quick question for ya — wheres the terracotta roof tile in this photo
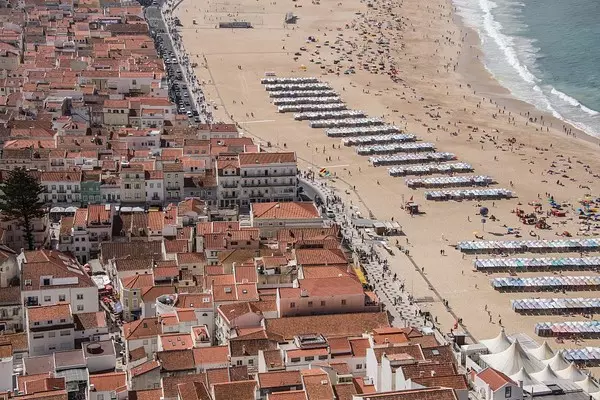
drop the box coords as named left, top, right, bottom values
left=157, top=349, right=195, bottom=372
left=238, top=152, right=295, bottom=166
left=251, top=202, right=319, bottom=220
left=268, top=391, right=307, bottom=400
left=411, top=374, right=468, bottom=390
left=89, top=372, right=127, bottom=393
left=27, top=304, right=71, bottom=323
left=295, top=249, right=347, bottom=266
left=192, top=345, right=229, bottom=365
left=476, top=368, right=515, bottom=391
left=212, top=381, right=256, bottom=400
left=265, top=312, right=389, bottom=340
left=258, top=371, right=302, bottom=389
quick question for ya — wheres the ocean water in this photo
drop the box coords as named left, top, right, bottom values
left=453, top=0, right=600, bottom=137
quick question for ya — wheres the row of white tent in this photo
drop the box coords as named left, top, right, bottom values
left=535, top=321, right=600, bottom=338
left=388, top=163, right=474, bottom=177
left=265, top=82, right=331, bottom=91
left=425, top=189, right=513, bottom=201
left=406, top=175, right=493, bottom=188
left=370, top=152, right=456, bottom=166
left=474, top=256, right=600, bottom=271
left=273, top=96, right=342, bottom=105
left=458, top=238, right=600, bottom=254
left=269, top=89, right=338, bottom=98
left=278, top=103, right=347, bottom=113
left=511, top=297, right=600, bottom=314
left=342, top=133, right=416, bottom=146
left=261, top=77, right=320, bottom=84
left=478, top=331, right=600, bottom=395
left=356, top=142, right=435, bottom=155
left=326, top=125, right=401, bottom=137
left=309, top=117, right=384, bottom=128
left=294, top=109, right=365, bottom=121
left=491, top=276, right=600, bottom=291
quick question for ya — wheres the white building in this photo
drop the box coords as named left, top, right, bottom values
left=145, top=170, right=164, bottom=205
left=19, top=249, right=99, bottom=313
left=25, top=303, right=75, bottom=356
left=59, top=205, right=114, bottom=264
left=40, top=171, right=82, bottom=205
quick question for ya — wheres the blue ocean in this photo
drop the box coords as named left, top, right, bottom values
left=453, top=0, right=600, bottom=137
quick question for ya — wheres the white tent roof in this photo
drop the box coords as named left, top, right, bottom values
left=576, top=375, right=600, bottom=394
left=509, top=367, right=539, bottom=387
left=530, top=365, right=560, bottom=383
left=556, top=362, right=586, bottom=382
left=480, top=329, right=512, bottom=354
left=528, top=341, right=554, bottom=361
left=509, top=368, right=550, bottom=395
left=592, top=391, right=600, bottom=400
left=543, top=351, right=570, bottom=371
left=480, top=340, right=544, bottom=375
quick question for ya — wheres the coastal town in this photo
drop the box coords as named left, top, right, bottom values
left=0, top=0, right=599, bottom=399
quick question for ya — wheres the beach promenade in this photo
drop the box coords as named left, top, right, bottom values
left=172, top=0, right=600, bottom=355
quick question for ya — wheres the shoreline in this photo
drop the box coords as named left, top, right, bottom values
left=451, top=2, right=600, bottom=149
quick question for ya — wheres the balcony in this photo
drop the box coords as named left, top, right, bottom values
left=242, top=171, right=296, bottom=178
left=241, top=180, right=294, bottom=187
left=221, top=192, right=238, bottom=199
left=220, top=183, right=238, bottom=189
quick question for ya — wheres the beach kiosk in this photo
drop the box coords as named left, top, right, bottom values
left=405, top=201, right=419, bottom=215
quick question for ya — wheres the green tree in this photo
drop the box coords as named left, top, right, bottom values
left=0, top=168, right=46, bottom=250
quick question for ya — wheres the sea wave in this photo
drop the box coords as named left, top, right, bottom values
left=453, top=0, right=600, bottom=137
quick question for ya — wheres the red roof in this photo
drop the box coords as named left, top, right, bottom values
left=477, top=368, right=515, bottom=391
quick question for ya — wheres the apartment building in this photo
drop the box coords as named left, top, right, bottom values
left=163, top=163, right=184, bottom=202
left=0, top=214, right=48, bottom=253
left=19, top=249, right=98, bottom=313
left=120, top=164, right=146, bottom=204
left=59, top=205, right=114, bottom=263
left=215, top=152, right=298, bottom=209
left=40, top=171, right=82, bottom=205
left=25, top=303, right=75, bottom=356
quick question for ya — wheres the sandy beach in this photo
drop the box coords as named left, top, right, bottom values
left=174, top=0, right=600, bottom=359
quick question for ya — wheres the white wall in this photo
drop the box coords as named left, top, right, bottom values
left=0, top=356, right=13, bottom=392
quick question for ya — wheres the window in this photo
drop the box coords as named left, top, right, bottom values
left=77, top=305, right=84, bottom=311
left=505, top=387, right=512, bottom=398
left=236, top=360, right=243, bottom=366
left=60, top=330, right=70, bottom=336
left=59, top=294, right=66, bottom=302
left=76, top=294, right=83, bottom=300
left=13, top=308, right=19, bottom=316
left=44, top=296, right=51, bottom=302
left=33, top=322, right=39, bottom=326
left=48, top=332, right=56, bottom=338
left=60, top=319, right=66, bottom=323
left=290, top=302, right=295, bottom=308
left=356, top=364, right=363, bottom=369
left=318, top=355, right=328, bottom=360
left=320, top=301, right=326, bottom=306
left=290, top=357, right=300, bottom=363
left=248, top=359, right=254, bottom=365
left=341, top=299, right=347, bottom=305
left=308, top=301, right=313, bottom=307
left=305, top=356, right=314, bottom=361
left=143, top=339, right=149, bottom=345
left=47, top=320, right=52, bottom=324
left=33, top=334, right=44, bottom=339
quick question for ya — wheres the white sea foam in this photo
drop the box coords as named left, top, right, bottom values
left=453, top=0, right=600, bottom=137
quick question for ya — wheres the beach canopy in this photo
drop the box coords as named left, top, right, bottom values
left=576, top=375, right=600, bottom=394
left=481, top=329, right=512, bottom=354
left=528, top=341, right=554, bottom=361
left=556, top=362, right=586, bottom=382
left=480, top=341, right=544, bottom=375
left=530, top=365, right=560, bottom=383
left=544, top=351, right=571, bottom=371
left=509, top=368, right=550, bottom=395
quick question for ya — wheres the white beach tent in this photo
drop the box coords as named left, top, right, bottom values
left=576, top=375, right=600, bottom=394
left=528, top=341, right=554, bottom=361
left=592, top=390, right=600, bottom=400
left=556, top=362, right=586, bottom=382
left=530, top=365, right=561, bottom=384
left=543, top=351, right=570, bottom=371
left=480, top=341, right=544, bottom=375
left=481, top=329, right=513, bottom=354
left=509, top=368, right=550, bottom=395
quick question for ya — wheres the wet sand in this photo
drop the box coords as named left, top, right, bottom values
left=174, top=0, right=600, bottom=362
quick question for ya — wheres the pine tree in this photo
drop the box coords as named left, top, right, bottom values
left=0, top=168, right=46, bottom=250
